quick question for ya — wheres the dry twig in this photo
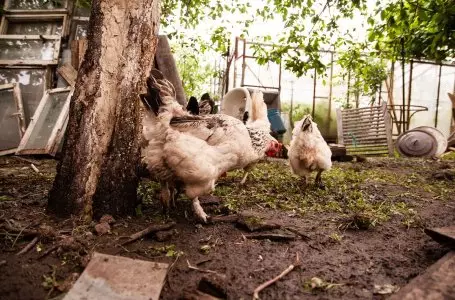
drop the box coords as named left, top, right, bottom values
left=16, top=236, right=39, bottom=255
left=253, top=253, right=301, bottom=300
left=187, top=260, right=220, bottom=275
left=38, top=244, right=59, bottom=260
left=120, top=222, right=176, bottom=246
left=30, top=164, right=40, bottom=173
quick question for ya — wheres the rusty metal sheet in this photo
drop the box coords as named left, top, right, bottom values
left=63, top=252, right=169, bottom=300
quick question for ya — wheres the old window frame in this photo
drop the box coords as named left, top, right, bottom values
left=3, top=0, right=69, bottom=14
left=0, top=34, right=61, bottom=65
left=0, top=14, right=68, bottom=36
left=16, top=87, right=72, bottom=156
left=0, top=82, right=26, bottom=156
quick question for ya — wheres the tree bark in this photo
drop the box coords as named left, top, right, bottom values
left=48, top=0, right=161, bottom=222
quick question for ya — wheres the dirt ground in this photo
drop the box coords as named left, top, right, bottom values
left=0, top=154, right=454, bottom=300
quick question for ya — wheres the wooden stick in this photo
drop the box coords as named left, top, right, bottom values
left=38, top=244, right=59, bottom=260
left=253, top=253, right=301, bottom=300
left=30, top=164, right=40, bottom=173
left=16, top=236, right=39, bottom=255
left=120, top=222, right=176, bottom=246
left=187, top=260, right=221, bottom=275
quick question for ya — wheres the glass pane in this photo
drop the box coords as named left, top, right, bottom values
left=7, top=0, right=65, bottom=9
left=0, top=88, right=21, bottom=151
left=0, top=39, right=57, bottom=61
left=24, top=91, right=69, bottom=150
left=74, top=6, right=91, bottom=17
left=75, top=24, right=88, bottom=39
left=0, top=68, right=46, bottom=125
left=7, top=21, right=63, bottom=35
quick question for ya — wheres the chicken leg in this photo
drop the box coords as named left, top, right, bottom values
left=315, top=170, right=325, bottom=189
left=159, top=181, right=171, bottom=213
left=192, top=197, right=209, bottom=223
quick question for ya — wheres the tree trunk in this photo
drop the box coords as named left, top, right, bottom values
left=48, top=0, right=160, bottom=222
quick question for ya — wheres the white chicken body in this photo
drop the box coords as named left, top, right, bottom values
left=289, top=115, right=332, bottom=186
left=141, top=71, right=275, bottom=222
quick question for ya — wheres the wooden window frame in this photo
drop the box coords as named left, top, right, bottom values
left=0, top=65, right=52, bottom=94
left=16, top=87, right=72, bottom=156
left=0, top=34, right=61, bottom=65
left=0, top=82, right=26, bottom=156
left=0, top=14, right=68, bottom=36
left=3, top=0, right=69, bottom=14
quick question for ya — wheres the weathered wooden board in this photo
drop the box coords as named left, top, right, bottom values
left=155, top=35, right=186, bottom=106
left=70, top=39, right=88, bottom=70
left=63, top=252, right=169, bottom=300
left=57, top=63, right=78, bottom=86
left=337, top=102, right=393, bottom=156
left=425, top=226, right=455, bottom=250
left=388, top=251, right=455, bottom=300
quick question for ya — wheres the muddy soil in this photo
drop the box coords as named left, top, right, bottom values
left=0, top=156, right=454, bottom=300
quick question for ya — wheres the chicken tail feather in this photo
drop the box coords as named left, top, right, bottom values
left=140, top=69, right=178, bottom=116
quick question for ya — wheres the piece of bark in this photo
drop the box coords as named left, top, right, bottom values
left=244, top=232, right=296, bottom=241
left=121, top=222, right=176, bottom=246
left=198, top=274, right=227, bottom=299
left=388, top=251, right=455, bottom=300
left=237, top=213, right=281, bottom=232
left=210, top=215, right=239, bottom=224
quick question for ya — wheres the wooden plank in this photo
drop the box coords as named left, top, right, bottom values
left=425, top=226, right=455, bottom=250
left=336, top=108, right=344, bottom=145
left=155, top=35, right=186, bottom=106
left=341, top=105, right=383, bottom=112
left=344, top=136, right=388, bottom=143
left=382, top=102, right=394, bottom=156
left=342, top=117, right=385, bottom=123
left=57, top=63, right=77, bottom=86
left=389, top=251, right=455, bottom=300
left=63, top=252, right=168, bottom=300
left=343, top=132, right=388, bottom=138
left=70, top=39, right=88, bottom=70
left=12, top=83, right=26, bottom=135
left=343, top=125, right=386, bottom=132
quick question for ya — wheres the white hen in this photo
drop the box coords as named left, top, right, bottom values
left=140, top=70, right=281, bottom=222
left=289, top=115, right=332, bottom=188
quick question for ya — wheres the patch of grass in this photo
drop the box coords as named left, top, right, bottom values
left=0, top=195, right=13, bottom=201
left=137, top=180, right=161, bottom=205
left=138, top=158, right=455, bottom=229
left=441, top=151, right=455, bottom=161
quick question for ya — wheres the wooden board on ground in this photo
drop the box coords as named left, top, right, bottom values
left=388, top=251, right=455, bottom=300
left=63, top=252, right=169, bottom=300
left=425, top=226, right=455, bottom=250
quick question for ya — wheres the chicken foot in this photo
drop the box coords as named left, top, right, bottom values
left=192, top=197, right=209, bottom=223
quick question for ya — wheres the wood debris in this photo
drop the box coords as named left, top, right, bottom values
left=253, top=253, right=301, bottom=300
